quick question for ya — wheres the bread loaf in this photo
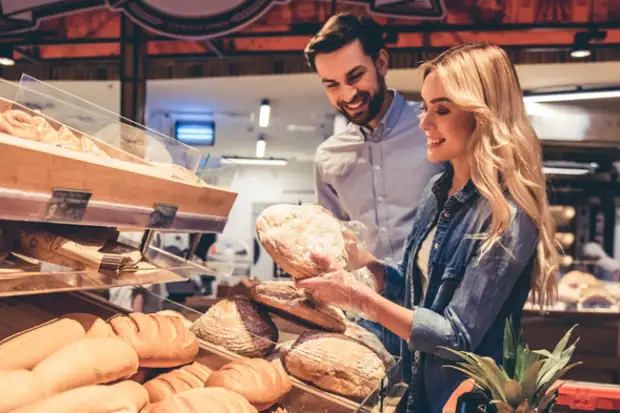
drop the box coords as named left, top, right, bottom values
left=33, top=337, right=139, bottom=394
left=0, top=317, right=85, bottom=370
left=144, top=362, right=213, bottom=403
left=0, top=370, right=46, bottom=413
left=8, top=380, right=149, bottom=413
left=343, top=321, right=396, bottom=370
left=256, top=204, right=347, bottom=279
left=282, top=331, right=386, bottom=400
left=60, top=313, right=114, bottom=338
left=238, top=279, right=347, bottom=332
left=206, top=358, right=292, bottom=411
left=109, top=313, right=199, bottom=368
left=191, top=295, right=278, bottom=357
left=156, top=310, right=193, bottom=329
left=141, top=387, right=258, bottom=413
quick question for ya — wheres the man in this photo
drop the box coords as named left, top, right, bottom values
left=305, top=13, right=441, bottom=266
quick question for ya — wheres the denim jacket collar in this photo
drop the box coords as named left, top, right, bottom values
left=431, top=165, right=478, bottom=206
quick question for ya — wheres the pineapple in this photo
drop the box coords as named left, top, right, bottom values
left=440, top=318, right=581, bottom=413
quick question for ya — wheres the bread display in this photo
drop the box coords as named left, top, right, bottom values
left=282, top=331, right=386, bottom=400
left=558, top=271, right=601, bottom=304
left=156, top=309, right=193, bottom=329
left=191, top=295, right=278, bottom=357
left=60, top=313, right=114, bottom=338
left=206, top=358, right=292, bottom=411
left=238, top=279, right=347, bottom=332
left=144, top=361, right=213, bottom=403
left=256, top=204, right=347, bottom=279
left=0, top=317, right=85, bottom=370
left=343, top=321, right=396, bottom=370
left=8, top=381, right=149, bottom=413
left=141, top=387, right=258, bottom=413
left=109, top=312, right=199, bottom=368
left=578, top=287, right=618, bottom=310
left=32, top=337, right=139, bottom=394
left=0, top=370, right=46, bottom=413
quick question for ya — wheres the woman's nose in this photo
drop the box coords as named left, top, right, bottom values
left=420, top=112, right=434, bottom=132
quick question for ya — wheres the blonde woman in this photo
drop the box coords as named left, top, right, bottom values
left=298, top=43, right=559, bottom=413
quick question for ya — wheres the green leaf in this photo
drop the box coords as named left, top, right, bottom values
left=536, top=390, right=558, bottom=412
left=535, top=362, right=582, bottom=401
left=551, top=324, right=578, bottom=360
left=519, top=360, right=544, bottom=405
left=532, top=349, right=553, bottom=359
left=503, top=317, right=517, bottom=377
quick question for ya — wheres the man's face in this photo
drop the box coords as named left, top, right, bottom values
left=314, top=40, right=388, bottom=127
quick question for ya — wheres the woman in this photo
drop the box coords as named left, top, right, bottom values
left=297, top=43, right=559, bottom=413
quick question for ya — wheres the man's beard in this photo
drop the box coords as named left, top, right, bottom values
left=337, top=77, right=387, bottom=127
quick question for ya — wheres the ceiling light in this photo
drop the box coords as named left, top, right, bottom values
left=259, top=99, right=270, bottom=128
left=570, top=30, right=607, bottom=59
left=0, top=44, right=15, bottom=66
left=286, top=124, right=317, bottom=132
left=222, top=156, right=287, bottom=166
left=256, top=134, right=266, bottom=158
left=543, top=166, right=591, bottom=176
left=523, top=87, right=620, bottom=103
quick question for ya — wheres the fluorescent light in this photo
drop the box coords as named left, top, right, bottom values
left=571, top=49, right=591, bottom=58
left=256, top=136, right=266, bottom=158
left=0, top=57, right=14, bottom=66
left=543, top=166, right=591, bottom=176
left=222, top=157, right=287, bottom=166
left=523, top=89, right=620, bottom=103
left=259, top=99, right=270, bottom=128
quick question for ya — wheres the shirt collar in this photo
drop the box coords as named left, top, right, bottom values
left=432, top=164, right=478, bottom=204
left=354, top=89, right=406, bottom=142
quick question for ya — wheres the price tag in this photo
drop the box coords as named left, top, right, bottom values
left=148, top=203, right=178, bottom=228
left=43, top=189, right=92, bottom=222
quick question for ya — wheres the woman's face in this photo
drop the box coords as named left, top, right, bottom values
left=419, top=71, right=474, bottom=165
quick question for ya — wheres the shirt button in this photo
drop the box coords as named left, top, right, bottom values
left=380, top=227, right=387, bottom=233
left=434, top=243, right=439, bottom=249
left=374, top=165, right=381, bottom=171
left=378, top=196, right=385, bottom=202
left=443, top=212, right=450, bottom=218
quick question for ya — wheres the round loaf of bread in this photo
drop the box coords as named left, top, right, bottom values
left=256, top=204, right=347, bottom=279
left=206, top=358, right=292, bottom=411
left=560, top=271, right=599, bottom=289
left=109, top=313, right=199, bottom=368
left=144, top=362, right=213, bottom=403
left=190, top=296, right=278, bottom=357
left=141, top=387, right=258, bottom=413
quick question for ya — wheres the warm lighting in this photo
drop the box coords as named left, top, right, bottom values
left=0, top=45, right=14, bottom=66
left=523, top=88, right=620, bottom=103
left=256, top=135, right=266, bottom=158
left=259, top=99, right=270, bottom=128
left=222, top=157, right=287, bottom=166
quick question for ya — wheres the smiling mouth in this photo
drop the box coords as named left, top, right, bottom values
left=428, top=138, right=446, bottom=148
left=344, top=96, right=368, bottom=112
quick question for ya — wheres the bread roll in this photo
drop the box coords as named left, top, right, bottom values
left=60, top=313, right=114, bottom=338
left=33, top=337, right=139, bottom=394
left=560, top=271, right=600, bottom=289
left=109, top=313, right=199, bottom=368
left=283, top=331, right=386, bottom=400
left=579, top=287, right=617, bottom=310
left=256, top=204, right=347, bottom=279
left=0, top=370, right=46, bottom=413
left=0, top=318, right=85, bottom=370
left=9, top=380, right=148, bottom=413
left=141, top=387, right=257, bottom=413
left=237, top=279, right=347, bottom=332
left=144, top=362, right=213, bottom=403
left=156, top=310, right=193, bottom=329
left=206, top=358, right=292, bottom=411
left=191, top=296, right=278, bottom=357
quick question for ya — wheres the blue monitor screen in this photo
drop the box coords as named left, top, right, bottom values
left=175, top=121, right=216, bottom=146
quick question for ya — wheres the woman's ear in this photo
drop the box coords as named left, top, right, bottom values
left=375, top=48, right=389, bottom=77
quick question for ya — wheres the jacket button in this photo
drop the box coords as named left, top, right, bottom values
left=443, top=212, right=450, bottom=218
left=434, top=243, right=439, bottom=249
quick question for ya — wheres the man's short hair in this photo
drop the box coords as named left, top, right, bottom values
left=304, top=13, right=385, bottom=71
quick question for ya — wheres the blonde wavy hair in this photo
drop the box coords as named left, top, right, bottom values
left=421, top=43, right=559, bottom=307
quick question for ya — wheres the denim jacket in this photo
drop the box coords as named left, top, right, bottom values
left=383, top=169, right=538, bottom=413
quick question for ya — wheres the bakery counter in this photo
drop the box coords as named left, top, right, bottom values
left=0, top=290, right=407, bottom=413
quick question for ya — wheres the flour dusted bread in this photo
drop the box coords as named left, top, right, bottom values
left=141, top=387, right=258, bottom=413
left=0, top=370, right=46, bottom=413
left=144, top=362, right=212, bottom=402
left=8, top=381, right=148, bottom=413
left=238, top=279, right=347, bottom=332
left=0, top=317, right=85, bottom=370
left=282, top=331, right=386, bottom=400
left=109, top=313, right=199, bottom=368
left=256, top=204, right=347, bottom=279
left=191, top=295, right=278, bottom=357
left=206, top=358, right=292, bottom=411
left=343, top=321, right=396, bottom=370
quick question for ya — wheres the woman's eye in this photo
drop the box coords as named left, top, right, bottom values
left=436, top=107, right=450, bottom=116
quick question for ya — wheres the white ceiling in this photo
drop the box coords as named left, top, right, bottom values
left=145, top=61, right=620, bottom=162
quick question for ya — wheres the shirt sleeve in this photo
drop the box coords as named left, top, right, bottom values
left=408, top=207, right=539, bottom=359
left=315, top=162, right=350, bottom=221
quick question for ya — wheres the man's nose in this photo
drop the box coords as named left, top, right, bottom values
left=342, top=85, right=357, bottom=102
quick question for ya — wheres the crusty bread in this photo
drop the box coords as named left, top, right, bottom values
left=60, top=313, right=114, bottom=338
left=109, top=313, right=199, bottom=368
left=560, top=271, right=600, bottom=289
left=156, top=310, right=193, bottom=329
left=8, top=380, right=149, bottom=413
left=144, top=362, right=213, bottom=403
left=579, top=287, right=617, bottom=309
left=0, top=370, right=46, bottom=413
left=206, top=358, right=292, bottom=411
left=191, top=295, right=278, bottom=357
left=33, top=337, right=139, bottom=395
left=343, top=321, right=396, bottom=370
left=237, top=279, right=347, bottom=333
left=141, top=387, right=258, bottom=413
left=0, top=317, right=85, bottom=370
left=282, top=331, right=386, bottom=400
left=256, top=204, right=347, bottom=279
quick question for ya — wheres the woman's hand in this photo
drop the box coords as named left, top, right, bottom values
left=342, top=229, right=375, bottom=271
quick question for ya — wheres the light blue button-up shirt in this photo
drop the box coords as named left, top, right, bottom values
left=315, top=90, right=442, bottom=263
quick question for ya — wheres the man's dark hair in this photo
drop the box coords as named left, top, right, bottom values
left=304, top=13, right=385, bottom=71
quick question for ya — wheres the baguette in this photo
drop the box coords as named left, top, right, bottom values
left=109, top=313, right=199, bottom=368
left=144, top=362, right=213, bottom=403
left=141, top=387, right=257, bottom=413
left=8, top=381, right=149, bottom=413
left=0, top=370, right=45, bottom=413
left=0, top=318, right=85, bottom=370
left=60, top=313, right=114, bottom=338
left=156, top=310, right=193, bottom=329
left=33, top=337, right=139, bottom=395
